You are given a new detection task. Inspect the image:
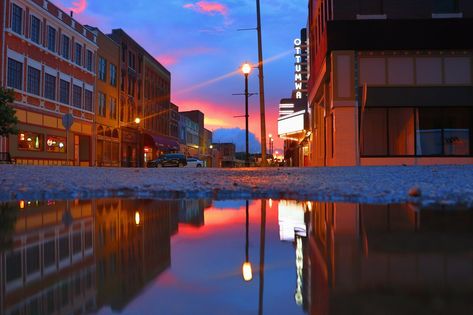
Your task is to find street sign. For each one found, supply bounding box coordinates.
[62,113,74,130]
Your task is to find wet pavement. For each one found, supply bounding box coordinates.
[0,198,472,315]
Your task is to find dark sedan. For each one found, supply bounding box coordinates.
[147,153,187,168]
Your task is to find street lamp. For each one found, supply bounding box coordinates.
[241,63,252,167]
[242,200,252,281]
[134,117,143,167]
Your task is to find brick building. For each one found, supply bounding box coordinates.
[308,0,473,166]
[86,26,120,167]
[2,0,97,165]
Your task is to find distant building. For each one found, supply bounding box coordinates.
[211,143,236,167]
[179,113,199,156]
[308,0,473,166]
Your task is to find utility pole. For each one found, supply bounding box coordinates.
[256,0,267,166]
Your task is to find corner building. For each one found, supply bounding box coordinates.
[2,0,97,165]
[308,0,473,166]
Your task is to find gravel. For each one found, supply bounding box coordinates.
[0,164,472,205]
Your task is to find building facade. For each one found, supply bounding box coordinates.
[178,113,199,157]
[2,0,97,165]
[86,27,120,167]
[308,0,473,166]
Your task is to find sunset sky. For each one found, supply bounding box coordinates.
[58,0,308,151]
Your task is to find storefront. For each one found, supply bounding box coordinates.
[278,110,311,167]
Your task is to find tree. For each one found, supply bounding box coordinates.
[0,87,18,137]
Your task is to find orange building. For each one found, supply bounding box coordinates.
[1,0,97,166]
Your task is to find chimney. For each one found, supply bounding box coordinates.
[70,11,73,18]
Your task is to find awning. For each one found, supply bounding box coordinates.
[147,134,180,151]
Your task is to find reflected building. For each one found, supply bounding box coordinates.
[0,200,96,315]
[305,203,473,314]
[0,199,178,314]
[178,199,212,227]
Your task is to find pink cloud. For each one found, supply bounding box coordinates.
[156,46,218,67]
[56,0,88,14]
[183,1,228,16]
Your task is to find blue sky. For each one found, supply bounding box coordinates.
[60,0,308,151]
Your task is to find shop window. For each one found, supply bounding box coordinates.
[433,0,459,13]
[388,108,415,156]
[361,108,388,156]
[46,136,66,153]
[18,131,43,151]
[417,108,471,156]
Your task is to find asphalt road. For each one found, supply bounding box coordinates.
[1,165,472,205]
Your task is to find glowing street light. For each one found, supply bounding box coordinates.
[135,211,141,226]
[242,200,253,282]
[241,63,252,167]
[134,117,141,125]
[242,261,253,281]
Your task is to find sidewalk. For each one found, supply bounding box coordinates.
[1,165,472,205]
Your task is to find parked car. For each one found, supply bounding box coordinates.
[186,157,204,168]
[147,153,187,168]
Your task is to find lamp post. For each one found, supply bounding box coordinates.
[241,63,252,167]
[134,117,142,167]
[242,200,252,281]
[256,0,267,166]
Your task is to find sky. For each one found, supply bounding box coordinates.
[58,0,308,152]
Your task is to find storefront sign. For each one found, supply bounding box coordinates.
[294,38,307,100]
[278,110,306,136]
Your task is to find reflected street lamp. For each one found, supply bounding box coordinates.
[241,63,252,167]
[242,200,252,281]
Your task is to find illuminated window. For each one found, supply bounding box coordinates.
[18,131,43,151]
[46,136,66,153]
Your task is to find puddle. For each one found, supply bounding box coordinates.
[0,199,472,314]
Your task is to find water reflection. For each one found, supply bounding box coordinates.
[0,200,471,314]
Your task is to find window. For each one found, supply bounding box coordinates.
[86,50,93,71]
[121,71,125,91]
[98,57,106,81]
[27,66,40,95]
[6,251,22,283]
[72,85,82,108]
[84,90,93,111]
[43,240,56,268]
[110,97,117,119]
[18,131,43,151]
[60,79,70,104]
[46,135,66,152]
[47,26,56,52]
[72,233,82,255]
[11,4,22,34]
[26,246,40,275]
[417,108,471,156]
[7,58,23,90]
[433,0,459,13]
[59,236,69,261]
[75,43,82,66]
[62,35,70,59]
[30,15,41,44]
[44,73,56,100]
[98,92,106,117]
[110,64,117,86]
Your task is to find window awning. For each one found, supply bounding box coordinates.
[146,134,180,151]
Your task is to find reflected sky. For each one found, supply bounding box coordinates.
[0,200,472,315]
